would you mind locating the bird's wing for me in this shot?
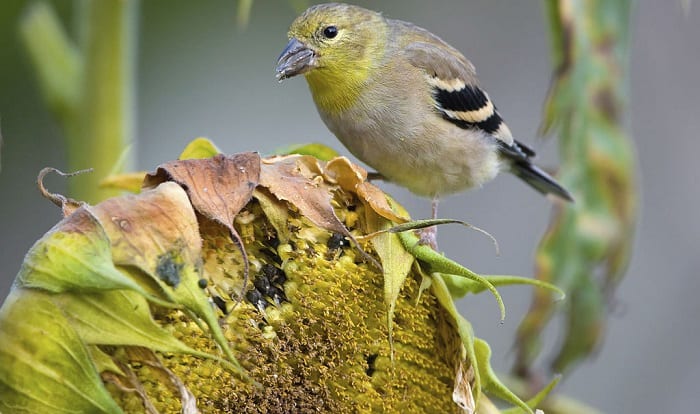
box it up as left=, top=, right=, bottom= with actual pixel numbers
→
left=404, top=40, right=534, bottom=160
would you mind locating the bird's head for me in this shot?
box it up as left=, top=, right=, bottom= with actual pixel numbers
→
left=275, top=3, right=386, bottom=85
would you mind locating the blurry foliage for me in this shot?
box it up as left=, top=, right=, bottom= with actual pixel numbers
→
left=236, top=0, right=309, bottom=29
left=18, top=0, right=303, bottom=203
left=19, top=0, right=137, bottom=203
left=514, top=0, right=637, bottom=380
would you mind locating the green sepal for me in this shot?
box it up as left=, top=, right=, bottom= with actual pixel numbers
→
left=274, top=142, right=340, bottom=161
left=430, top=274, right=482, bottom=404
left=178, top=137, right=222, bottom=160
left=398, top=230, right=506, bottom=322
left=442, top=273, right=565, bottom=301
left=474, top=338, right=533, bottom=414
left=364, top=208, right=414, bottom=360
left=87, top=345, right=125, bottom=376
left=501, top=375, right=561, bottom=414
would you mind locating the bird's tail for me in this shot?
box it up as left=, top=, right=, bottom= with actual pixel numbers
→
left=510, top=161, right=573, bottom=202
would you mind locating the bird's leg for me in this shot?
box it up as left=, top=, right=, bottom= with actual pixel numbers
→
left=366, top=171, right=385, bottom=181
left=418, top=196, right=439, bottom=250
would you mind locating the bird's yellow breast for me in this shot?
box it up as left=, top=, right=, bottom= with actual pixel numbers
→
left=305, top=66, right=369, bottom=115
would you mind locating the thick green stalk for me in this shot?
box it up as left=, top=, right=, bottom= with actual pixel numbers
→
left=75, top=0, right=137, bottom=202
left=20, top=0, right=137, bottom=203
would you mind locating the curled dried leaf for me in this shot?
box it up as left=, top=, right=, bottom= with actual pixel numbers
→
left=260, top=155, right=381, bottom=269
left=324, top=156, right=408, bottom=223
left=260, top=154, right=346, bottom=235
left=143, top=153, right=261, bottom=219
left=90, top=182, right=241, bottom=371
left=453, top=361, right=475, bottom=413
left=37, top=167, right=90, bottom=216
left=91, top=182, right=202, bottom=281
left=144, top=152, right=261, bottom=298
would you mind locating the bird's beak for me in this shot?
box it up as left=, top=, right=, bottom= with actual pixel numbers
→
left=275, top=37, right=317, bottom=81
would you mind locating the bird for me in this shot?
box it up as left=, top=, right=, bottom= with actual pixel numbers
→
left=275, top=3, right=572, bottom=244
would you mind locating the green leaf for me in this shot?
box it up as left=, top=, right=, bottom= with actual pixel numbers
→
left=274, top=142, right=340, bottom=161
left=53, top=289, right=238, bottom=371
left=99, top=171, right=147, bottom=193
left=18, top=2, right=82, bottom=118
left=178, top=137, right=222, bottom=160
left=517, top=0, right=636, bottom=376
left=236, top=0, right=254, bottom=29
left=0, top=289, right=123, bottom=414
left=551, top=276, right=604, bottom=373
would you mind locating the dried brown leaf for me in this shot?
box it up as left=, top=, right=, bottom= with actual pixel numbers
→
left=259, top=155, right=346, bottom=235
left=325, top=157, right=408, bottom=224
left=143, top=153, right=261, bottom=227
left=91, top=182, right=202, bottom=277
left=453, top=361, right=475, bottom=413
left=260, top=155, right=381, bottom=269
left=144, top=152, right=261, bottom=297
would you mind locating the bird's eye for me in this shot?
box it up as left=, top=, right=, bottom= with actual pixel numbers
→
left=322, top=25, right=338, bottom=39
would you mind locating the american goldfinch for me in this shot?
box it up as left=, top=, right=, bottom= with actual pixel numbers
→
left=276, top=3, right=572, bottom=210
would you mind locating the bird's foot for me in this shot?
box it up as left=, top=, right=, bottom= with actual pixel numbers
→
left=417, top=226, right=438, bottom=250
left=366, top=171, right=385, bottom=181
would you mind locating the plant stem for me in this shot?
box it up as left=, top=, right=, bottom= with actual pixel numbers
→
left=20, top=0, right=138, bottom=203
left=76, top=0, right=137, bottom=202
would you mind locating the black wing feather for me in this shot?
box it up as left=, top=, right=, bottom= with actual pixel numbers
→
left=430, top=81, right=573, bottom=201
left=431, top=82, right=504, bottom=136
left=498, top=139, right=536, bottom=161
left=434, top=85, right=489, bottom=112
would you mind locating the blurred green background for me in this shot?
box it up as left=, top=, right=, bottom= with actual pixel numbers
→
left=0, top=1, right=698, bottom=412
